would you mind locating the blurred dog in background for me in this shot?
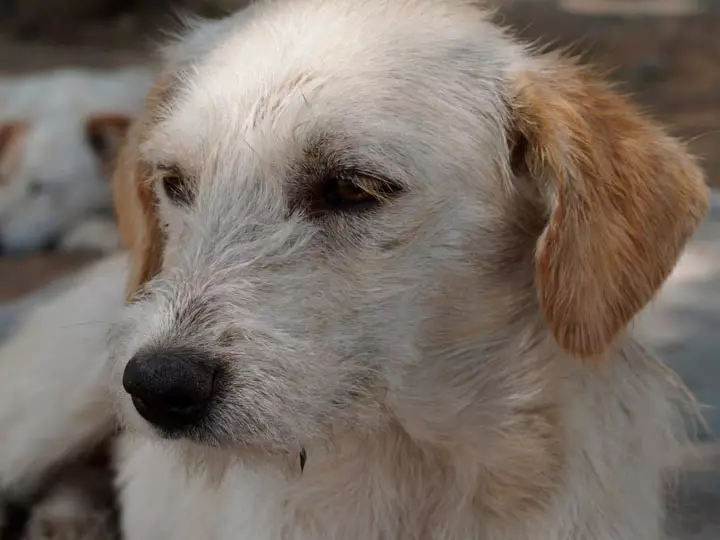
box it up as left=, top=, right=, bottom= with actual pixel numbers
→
left=0, top=67, right=153, bottom=255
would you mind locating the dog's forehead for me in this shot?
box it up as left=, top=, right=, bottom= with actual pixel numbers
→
left=145, top=0, right=520, bottom=177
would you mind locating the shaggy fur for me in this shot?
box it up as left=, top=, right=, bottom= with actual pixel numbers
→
left=0, top=1, right=711, bottom=539
left=106, top=1, right=708, bottom=538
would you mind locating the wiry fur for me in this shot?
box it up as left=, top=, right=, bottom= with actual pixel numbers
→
left=104, top=1, right=709, bottom=538
left=0, top=1, right=710, bottom=539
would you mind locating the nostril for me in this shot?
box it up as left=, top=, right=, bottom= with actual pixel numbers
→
left=122, top=347, right=218, bottom=431
left=156, top=373, right=216, bottom=413
left=165, top=393, right=206, bottom=411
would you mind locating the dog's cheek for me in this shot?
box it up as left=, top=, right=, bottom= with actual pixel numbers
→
left=210, top=369, right=318, bottom=450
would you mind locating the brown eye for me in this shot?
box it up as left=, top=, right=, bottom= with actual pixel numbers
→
left=157, top=169, right=193, bottom=206
left=322, top=173, right=400, bottom=211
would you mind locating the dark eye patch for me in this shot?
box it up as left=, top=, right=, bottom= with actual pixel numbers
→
left=290, top=141, right=404, bottom=219
left=314, top=171, right=402, bottom=215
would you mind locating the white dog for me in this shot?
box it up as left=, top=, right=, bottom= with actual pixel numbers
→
left=0, top=1, right=711, bottom=539
left=0, top=67, right=153, bottom=254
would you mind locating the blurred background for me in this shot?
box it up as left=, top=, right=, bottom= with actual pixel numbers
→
left=0, top=1, right=717, bottom=538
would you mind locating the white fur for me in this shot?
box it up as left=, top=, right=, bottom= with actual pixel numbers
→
left=0, top=67, right=153, bottom=253
left=0, top=2, right=706, bottom=539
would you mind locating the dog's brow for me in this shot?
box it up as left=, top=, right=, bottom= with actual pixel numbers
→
left=283, top=136, right=404, bottom=215
left=298, top=134, right=409, bottom=187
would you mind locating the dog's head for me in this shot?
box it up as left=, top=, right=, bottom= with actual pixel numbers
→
left=0, top=114, right=132, bottom=254
left=0, top=67, right=155, bottom=254
left=109, top=0, right=708, bottom=463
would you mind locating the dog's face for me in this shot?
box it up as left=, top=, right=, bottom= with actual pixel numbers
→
left=0, top=114, right=130, bottom=253
left=109, top=0, right=708, bottom=462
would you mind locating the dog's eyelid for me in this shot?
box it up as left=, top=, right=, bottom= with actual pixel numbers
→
left=353, top=171, right=404, bottom=193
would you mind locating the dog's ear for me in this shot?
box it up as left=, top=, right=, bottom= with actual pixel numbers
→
left=0, top=122, right=28, bottom=184
left=508, top=53, right=709, bottom=359
left=112, top=81, right=169, bottom=300
left=0, top=123, right=20, bottom=156
left=85, top=114, right=133, bottom=173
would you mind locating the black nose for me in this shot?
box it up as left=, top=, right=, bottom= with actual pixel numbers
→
left=122, top=347, right=217, bottom=432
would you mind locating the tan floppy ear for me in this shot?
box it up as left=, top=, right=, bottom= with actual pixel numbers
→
left=509, top=53, right=709, bottom=359
left=0, top=122, right=28, bottom=185
left=0, top=123, right=21, bottom=155
left=85, top=114, right=133, bottom=174
left=112, top=82, right=169, bottom=300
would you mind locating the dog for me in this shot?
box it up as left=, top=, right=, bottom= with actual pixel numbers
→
left=0, top=253, right=125, bottom=540
left=0, top=1, right=711, bottom=539
left=0, top=67, right=153, bottom=254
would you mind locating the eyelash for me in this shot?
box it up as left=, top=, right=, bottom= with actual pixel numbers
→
left=314, top=171, right=403, bottom=215
left=153, top=168, right=194, bottom=206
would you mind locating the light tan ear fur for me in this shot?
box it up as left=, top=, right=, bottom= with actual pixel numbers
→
left=112, top=80, right=169, bottom=300
left=0, top=122, right=28, bottom=185
left=510, top=54, right=709, bottom=359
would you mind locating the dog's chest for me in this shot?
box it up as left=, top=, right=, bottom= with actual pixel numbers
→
left=117, top=436, right=493, bottom=540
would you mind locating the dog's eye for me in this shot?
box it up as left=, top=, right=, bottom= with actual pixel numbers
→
left=322, top=173, right=400, bottom=212
left=155, top=169, right=194, bottom=206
